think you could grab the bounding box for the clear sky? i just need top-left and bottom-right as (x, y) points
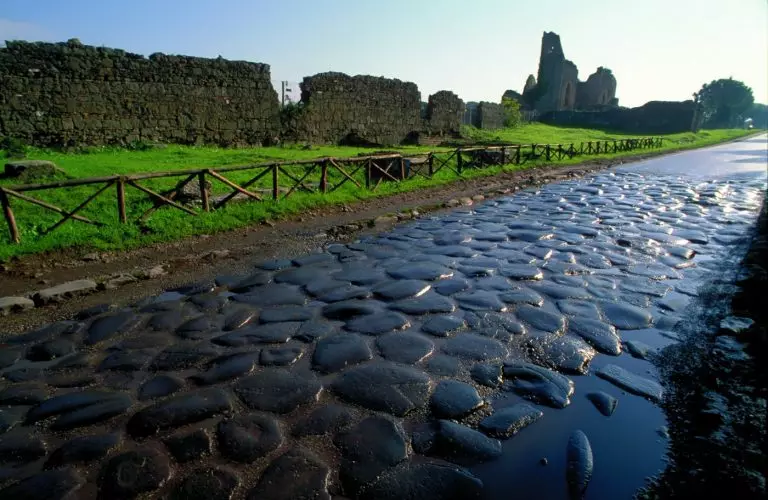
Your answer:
(1, 0), (766, 107)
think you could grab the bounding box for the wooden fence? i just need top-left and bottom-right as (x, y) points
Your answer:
(0, 137), (662, 244)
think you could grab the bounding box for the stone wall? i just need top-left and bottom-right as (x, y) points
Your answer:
(295, 72), (422, 145)
(541, 100), (695, 134)
(474, 102), (505, 130)
(424, 91), (464, 136)
(577, 67), (617, 109)
(0, 39), (280, 147)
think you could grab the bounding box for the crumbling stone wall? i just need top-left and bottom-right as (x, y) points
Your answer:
(474, 102), (505, 130)
(0, 39), (280, 147)
(541, 101), (695, 134)
(577, 67), (617, 109)
(425, 90), (464, 136)
(296, 72), (422, 145)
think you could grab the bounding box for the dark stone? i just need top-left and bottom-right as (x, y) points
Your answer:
(471, 363), (503, 387)
(568, 316), (622, 355)
(502, 361), (574, 408)
(192, 352), (259, 385)
(454, 291), (508, 312)
(26, 339), (76, 361)
(530, 282), (591, 300)
(275, 265), (337, 286)
(516, 305), (566, 334)
(163, 429), (212, 463)
(557, 299), (601, 319)
(98, 350), (153, 371)
(474, 275), (514, 291)
(100, 448), (171, 499)
(0, 406), (27, 434)
(566, 430), (594, 499)
(586, 391), (618, 417)
(171, 467), (240, 500)
(0, 347), (22, 368)
(364, 461), (484, 500)
(294, 320), (338, 342)
(596, 364), (663, 402)
(0, 433), (46, 463)
(333, 267), (388, 285)
(479, 403), (543, 438)
(431, 380), (484, 418)
(389, 292), (456, 315)
(76, 303), (113, 320)
(316, 284), (371, 302)
(313, 334), (373, 374)
(372, 280), (431, 301)
(4, 367), (43, 382)
(259, 306), (314, 323)
(624, 340), (653, 359)
(234, 369), (322, 413)
(334, 416), (408, 494)
(247, 448), (331, 500)
(0, 383), (48, 405)
(377, 332), (435, 364)
(422, 315), (466, 337)
(442, 334), (508, 361)
(51, 393), (132, 430)
(45, 433), (120, 468)
(222, 307), (258, 331)
(138, 375), (185, 400)
(176, 315), (218, 338)
(537, 336), (596, 374)
(87, 311), (141, 344)
(151, 342), (220, 370)
(26, 390), (126, 423)
(256, 259), (293, 271)
(213, 322), (301, 346)
(322, 300), (378, 320)
(260, 346), (304, 366)
(499, 264), (544, 280)
(433, 278), (471, 296)
(0, 469), (83, 500)
(147, 310), (187, 331)
(600, 301), (653, 329)
(127, 388), (233, 437)
(217, 414), (282, 463)
(332, 362), (431, 416)
(292, 404), (355, 437)
(189, 293), (229, 312)
(229, 271), (272, 292)
(233, 284), (307, 306)
(293, 253), (336, 266)
(387, 263), (454, 281)
(424, 355), (461, 376)
(432, 420), (502, 464)
(345, 311), (410, 335)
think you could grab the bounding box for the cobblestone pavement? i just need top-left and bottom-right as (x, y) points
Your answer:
(0, 139), (765, 499)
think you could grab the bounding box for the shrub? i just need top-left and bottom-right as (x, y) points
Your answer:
(0, 136), (29, 158)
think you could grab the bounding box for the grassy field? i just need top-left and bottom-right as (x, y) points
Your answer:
(0, 125), (756, 261)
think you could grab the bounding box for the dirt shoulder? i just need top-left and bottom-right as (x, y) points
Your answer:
(0, 149), (697, 334)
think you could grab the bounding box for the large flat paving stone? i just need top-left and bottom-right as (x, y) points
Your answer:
(597, 364), (664, 402)
(503, 361), (575, 408)
(479, 403), (544, 438)
(247, 447), (330, 500)
(127, 388), (233, 437)
(217, 414), (283, 463)
(442, 333), (508, 361)
(234, 369), (322, 413)
(313, 333), (373, 373)
(364, 461), (484, 500)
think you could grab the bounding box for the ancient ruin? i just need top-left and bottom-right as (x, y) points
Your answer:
(517, 32), (618, 113)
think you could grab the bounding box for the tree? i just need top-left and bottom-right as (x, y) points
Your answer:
(501, 96), (523, 128)
(698, 78), (754, 128)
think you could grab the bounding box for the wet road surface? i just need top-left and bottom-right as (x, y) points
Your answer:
(0, 135), (765, 499)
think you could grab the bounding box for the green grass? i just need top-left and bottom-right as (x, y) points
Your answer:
(0, 125), (756, 261)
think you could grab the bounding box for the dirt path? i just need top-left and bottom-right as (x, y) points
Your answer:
(0, 150), (675, 333)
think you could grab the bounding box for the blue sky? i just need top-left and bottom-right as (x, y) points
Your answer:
(1, 0), (766, 107)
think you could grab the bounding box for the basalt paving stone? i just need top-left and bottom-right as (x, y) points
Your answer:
(292, 404), (355, 437)
(0, 347), (22, 369)
(433, 278), (471, 296)
(431, 380), (484, 418)
(432, 420), (502, 465)
(26, 338), (75, 361)
(530, 282), (591, 300)
(524, 246), (554, 260)
(294, 320), (339, 343)
(171, 467), (240, 500)
(421, 315), (466, 337)
(313, 334), (373, 374)
(260, 346), (303, 366)
(364, 460), (484, 500)
(259, 306), (314, 323)
(191, 351), (260, 385)
(377, 332), (435, 364)
(508, 230), (555, 242)
(248, 448), (331, 500)
(98, 350), (154, 372)
(471, 362), (503, 388)
(212, 322), (302, 346)
(389, 292), (456, 315)
(127, 388), (233, 437)
(233, 284), (307, 306)
(151, 343), (221, 370)
(536, 335), (596, 374)
(147, 310), (189, 332)
(305, 277), (349, 296)
(541, 260), (592, 275)
(163, 429), (212, 463)
(625, 340), (654, 359)
(516, 305), (566, 334)
(322, 300), (378, 320)
(334, 416), (408, 495)
(86, 311), (142, 345)
(222, 307), (258, 331)
(331, 362), (432, 417)
(0, 407), (29, 433)
(475, 312), (526, 336)
(345, 311), (411, 335)
(0, 468), (83, 500)
(100, 448), (171, 499)
(0, 383), (48, 405)
(177, 315), (217, 337)
(234, 369), (322, 413)
(443, 334), (509, 361)
(597, 364), (664, 402)
(423, 355), (461, 376)
(626, 263), (682, 280)
(556, 300), (602, 319)
(567, 316), (622, 355)
(333, 268), (389, 286)
(600, 301), (654, 330)
(275, 266), (339, 287)
(388, 262), (455, 281)
(499, 264), (544, 280)
(454, 290), (508, 312)
(139, 374), (185, 401)
(503, 361), (575, 408)
(6, 321), (82, 345)
(26, 390), (128, 425)
(586, 391), (618, 417)
(479, 403), (544, 438)
(45, 433), (121, 468)
(217, 414), (283, 463)
(189, 293), (229, 312)
(372, 279), (431, 301)
(316, 284), (372, 302)
(498, 287), (545, 307)
(0, 432), (47, 463)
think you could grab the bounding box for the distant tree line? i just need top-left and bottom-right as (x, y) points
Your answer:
(697, 78), (763, 129)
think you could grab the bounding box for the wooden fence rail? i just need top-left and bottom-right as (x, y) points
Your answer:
(0, 137), (663, 244)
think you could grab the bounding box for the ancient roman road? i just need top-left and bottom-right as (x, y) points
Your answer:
(0, 135), (765, 500)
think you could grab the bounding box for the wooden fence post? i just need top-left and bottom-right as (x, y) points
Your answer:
(500, 146), (506, 165)
(116, 177), (127, 223)
(198, 172), (210, 212)
(366, 159), (372, 189)
(272, 165), (279, 200)
(320, 160), (328, 193)
(545, 144), (551, 161)
(0, 189), (20, 244)
(399, 156), (405, 180)
(428, 153), (434, 176)
(557, 144), (563, 160)
(457, 149), (463, 174)
(516, 145), (521, 164)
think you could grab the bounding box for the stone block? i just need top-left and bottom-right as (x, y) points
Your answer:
(0, 296), (35, 315)
(32, 279), (98, 306)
